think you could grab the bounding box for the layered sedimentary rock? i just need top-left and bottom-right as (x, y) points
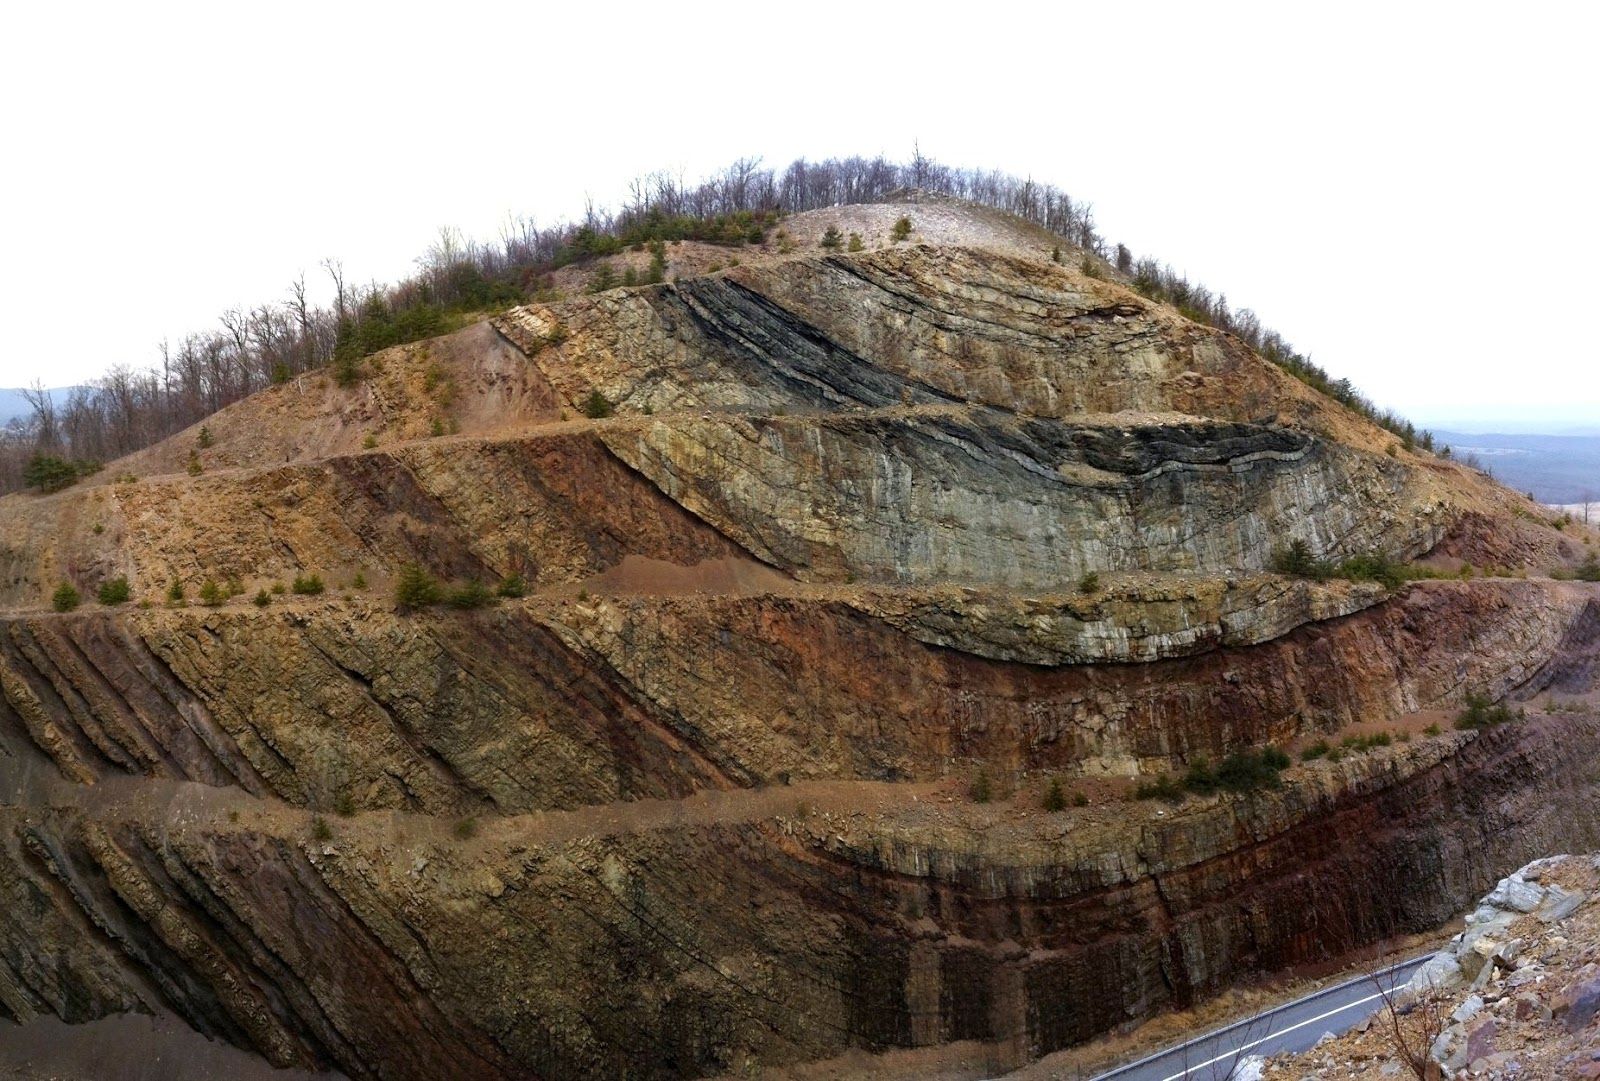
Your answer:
(4, 717), (1598, 1080)
(1, 203), (1597, 1079)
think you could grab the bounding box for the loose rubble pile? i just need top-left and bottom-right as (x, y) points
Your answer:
(1263, 854), (1600, 1080)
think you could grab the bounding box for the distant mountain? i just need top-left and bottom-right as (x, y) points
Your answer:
(1437, 430), (1600, 503)
(0, 386), (80, 427)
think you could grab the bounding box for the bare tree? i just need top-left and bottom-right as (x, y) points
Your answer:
(1373, 973), (1447, 1080)
(21, 381), (58, 451)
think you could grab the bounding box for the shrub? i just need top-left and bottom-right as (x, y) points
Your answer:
(199, 579), (225, 607)
(1071, 791), (1089, 807)
(847, 232), (864, 252)
(1300, 739), (1331, 761)
(362, 433), (378, 450)
(351, 572), (367, 590)
(1271, 539), (1327, 580)
(587, 263), (618, 293)
(1051, 246), (1061, 263)
(311, 816), (333, 842)
(1334, 552), (1404, 591)
(252, 589), (271, 608)
(819, 226), (844, 250)
(582, 389), (613, 419)
(1424, 722), (1442, 736)
(428, 417), (445, 438)
(497, 573), (527, 598)
(1135, 773), (1184, 803)
(1259, 746), (1292, 770)
(446, 580), (495, 609)
(332, 352), (362, 388)
(1214, 751), (1283, 792)
(291, 574), (325, 596)
(166, 581), (185, 605)
(969, 769), (993, 804)
(453, 817), (478, 840)
(1176, 748), (1290, 796)
(1043, 778), (1066, 812)
(891, 216), (912, 242)
(51, 582), (80, 613)
(24, 454), (97, 493)
(394, 564), (443, 609)
(270, 581), (287, 595)
(186, 450), (203, 476)
(1577, 553), (1600, 582)
(1455, 692), (1515, 730)
(97, 577), (130, 606)
(1077, 571), (1100, 594)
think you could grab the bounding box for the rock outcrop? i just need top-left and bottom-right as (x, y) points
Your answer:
(1, 200), (1597, 1079)
(1265, 854), (1600, 1080)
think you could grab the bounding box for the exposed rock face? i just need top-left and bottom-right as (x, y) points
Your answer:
(1, 204), (1597, 1079)
(597, 410), (1444, 587)
(2, 583), (1587, 815)
(1266, 853), (1600, 1080)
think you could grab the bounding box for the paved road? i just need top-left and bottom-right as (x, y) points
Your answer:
(1087, 953), (1432, 1081)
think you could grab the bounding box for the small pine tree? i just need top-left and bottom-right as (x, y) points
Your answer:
(446, 580), (495, 609)
(1043, 778), (1066, 812)
(197, 426), (214, 448)
(819, 226), (844, 250)
(291, 573), (325, 595)
(394, 564), (443, 609)
(970, 769), (993, 804)
(1077, 571), (1100, 594)
(587, 263), (618, 293)
(97, 577), (130, 606)
(167, 581), (185, 605)
(1272, 539), (1318, 578)
(186, 450), (203, 476)
(24, 454), (81, 493)
(891, 216), (912, 242)
(847, 233), (864, 252)
(1051, 246), (1062, 263)
(252, 589), (272, 607)
(497, 573), (527, 598)
(583, 389), (614, 419)
(52, 581), (80, 613)
(199, 579), (225, 607)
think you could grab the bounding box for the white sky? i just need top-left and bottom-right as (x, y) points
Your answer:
(3, 1), (1595, 430)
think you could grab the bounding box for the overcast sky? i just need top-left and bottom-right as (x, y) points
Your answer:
(3, 1), (1595, 431)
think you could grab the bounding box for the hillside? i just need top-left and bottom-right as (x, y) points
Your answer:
(2, 199), (1598, 1080)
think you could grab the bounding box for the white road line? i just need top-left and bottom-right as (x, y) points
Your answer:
(1155, 988), (1389, 1081)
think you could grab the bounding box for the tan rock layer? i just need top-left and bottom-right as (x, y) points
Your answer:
(0, 582), (1588, 816)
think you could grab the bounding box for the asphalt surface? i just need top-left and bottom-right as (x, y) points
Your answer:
(1087, 953), (1433, 1081)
